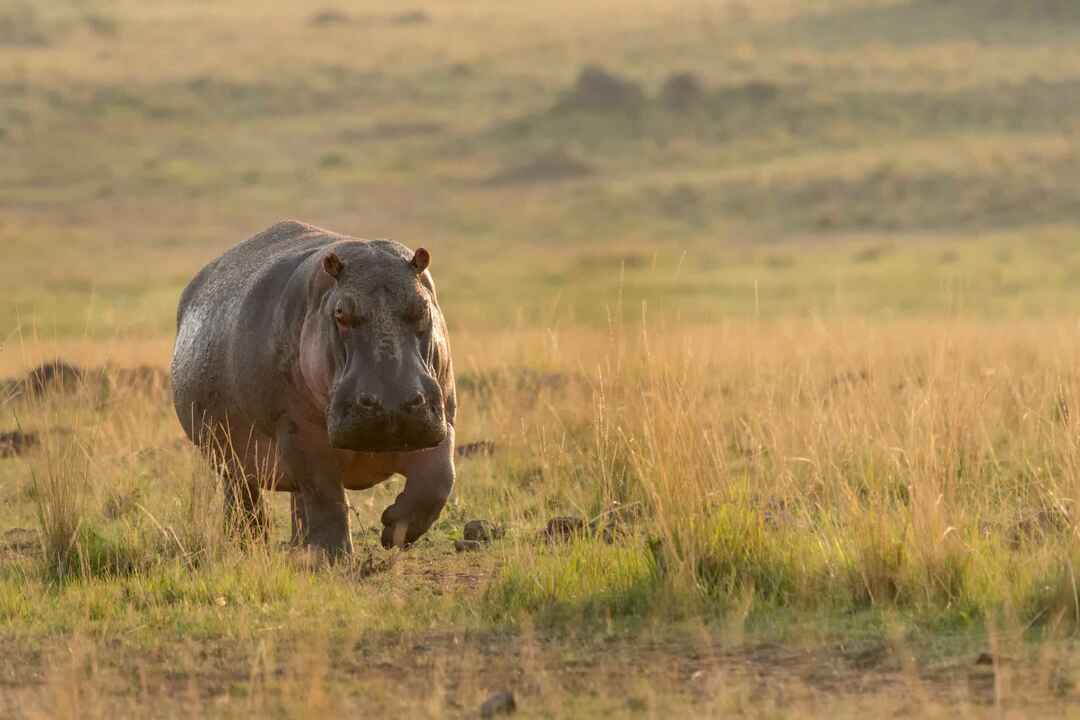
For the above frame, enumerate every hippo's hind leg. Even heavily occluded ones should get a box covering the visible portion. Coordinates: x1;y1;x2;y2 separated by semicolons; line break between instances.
222;457;270;544
290;491;353;550
277;418;353;556
283;466;352;556
197;419;273;546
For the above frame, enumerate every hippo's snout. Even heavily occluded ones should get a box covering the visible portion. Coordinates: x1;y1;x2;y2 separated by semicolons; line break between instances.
327;384;446;453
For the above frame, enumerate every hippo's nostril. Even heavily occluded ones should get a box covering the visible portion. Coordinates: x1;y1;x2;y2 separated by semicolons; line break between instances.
404;392;426;411
356;393;380;411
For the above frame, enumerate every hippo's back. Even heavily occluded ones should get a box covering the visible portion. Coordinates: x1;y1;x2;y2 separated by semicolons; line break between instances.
174;221;341;326
171;220;339;442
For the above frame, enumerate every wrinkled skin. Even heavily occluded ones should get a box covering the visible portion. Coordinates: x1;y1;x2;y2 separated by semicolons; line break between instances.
171;220;456;555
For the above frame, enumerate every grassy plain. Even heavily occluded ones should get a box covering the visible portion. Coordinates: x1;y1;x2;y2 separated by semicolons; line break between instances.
6;0;1080;716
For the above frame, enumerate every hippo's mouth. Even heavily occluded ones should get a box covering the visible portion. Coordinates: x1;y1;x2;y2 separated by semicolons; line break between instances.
327;418;447;453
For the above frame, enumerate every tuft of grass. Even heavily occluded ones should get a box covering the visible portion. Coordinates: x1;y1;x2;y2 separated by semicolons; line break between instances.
694;505;801;604
484;539;660;626
29;423;89;583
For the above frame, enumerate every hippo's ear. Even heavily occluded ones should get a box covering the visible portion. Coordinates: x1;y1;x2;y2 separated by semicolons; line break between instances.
410;248;430;274
322;252;344;279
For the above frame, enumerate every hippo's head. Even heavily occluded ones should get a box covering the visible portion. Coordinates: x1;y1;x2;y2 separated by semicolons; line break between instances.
300;240;451;453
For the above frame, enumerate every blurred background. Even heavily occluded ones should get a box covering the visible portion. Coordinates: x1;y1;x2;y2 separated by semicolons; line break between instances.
4;0;1080;351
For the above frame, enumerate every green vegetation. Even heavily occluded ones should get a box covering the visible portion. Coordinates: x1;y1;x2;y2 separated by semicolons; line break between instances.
6;0;1080;715
7;0;1080;336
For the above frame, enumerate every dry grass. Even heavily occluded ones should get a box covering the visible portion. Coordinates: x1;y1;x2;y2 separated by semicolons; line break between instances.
5;320;1080;714
8;0;1080;714
476;319;1080;624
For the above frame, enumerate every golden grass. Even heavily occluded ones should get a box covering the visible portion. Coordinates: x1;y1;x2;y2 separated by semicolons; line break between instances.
8;0;1080;713
4;319;1080;714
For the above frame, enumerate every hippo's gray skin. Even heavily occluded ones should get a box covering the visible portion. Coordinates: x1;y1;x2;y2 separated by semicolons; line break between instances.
171;221;456;554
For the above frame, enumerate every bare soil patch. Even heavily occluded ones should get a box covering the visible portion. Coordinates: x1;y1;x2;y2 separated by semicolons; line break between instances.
24;360;82;396
1;360;169;400
0;430;37;459
1;630;1053;716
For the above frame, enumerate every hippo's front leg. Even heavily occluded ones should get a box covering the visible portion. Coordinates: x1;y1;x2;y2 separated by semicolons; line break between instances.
277;419;353;556
381;425;455;549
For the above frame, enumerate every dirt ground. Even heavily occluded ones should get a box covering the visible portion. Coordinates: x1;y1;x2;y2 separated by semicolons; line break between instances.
0;625;1065;718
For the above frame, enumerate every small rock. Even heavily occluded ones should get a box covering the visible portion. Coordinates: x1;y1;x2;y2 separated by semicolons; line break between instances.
974;652;1015;666
455;539;482;553
480;690;516;717
464;520;504;543
544;516;586;542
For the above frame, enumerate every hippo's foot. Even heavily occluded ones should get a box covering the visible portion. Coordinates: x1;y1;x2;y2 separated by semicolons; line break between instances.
290;489;354;557
380;503;431;549
379;427;456;549
379;495;449;549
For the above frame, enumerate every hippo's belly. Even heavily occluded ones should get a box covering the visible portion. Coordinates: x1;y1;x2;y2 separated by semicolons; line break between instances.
341;451;398;490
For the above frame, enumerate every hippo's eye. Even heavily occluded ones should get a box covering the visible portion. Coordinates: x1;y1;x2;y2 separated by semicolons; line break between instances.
334;307;349;326
404;304;430;333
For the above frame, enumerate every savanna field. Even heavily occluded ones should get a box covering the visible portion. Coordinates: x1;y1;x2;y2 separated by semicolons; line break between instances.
7;0;1080;716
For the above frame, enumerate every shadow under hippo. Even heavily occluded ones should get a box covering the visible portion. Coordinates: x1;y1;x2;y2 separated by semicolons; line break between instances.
171;220;456;555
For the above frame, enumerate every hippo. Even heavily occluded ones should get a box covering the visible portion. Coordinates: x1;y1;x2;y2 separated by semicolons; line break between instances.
170;220;456;554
